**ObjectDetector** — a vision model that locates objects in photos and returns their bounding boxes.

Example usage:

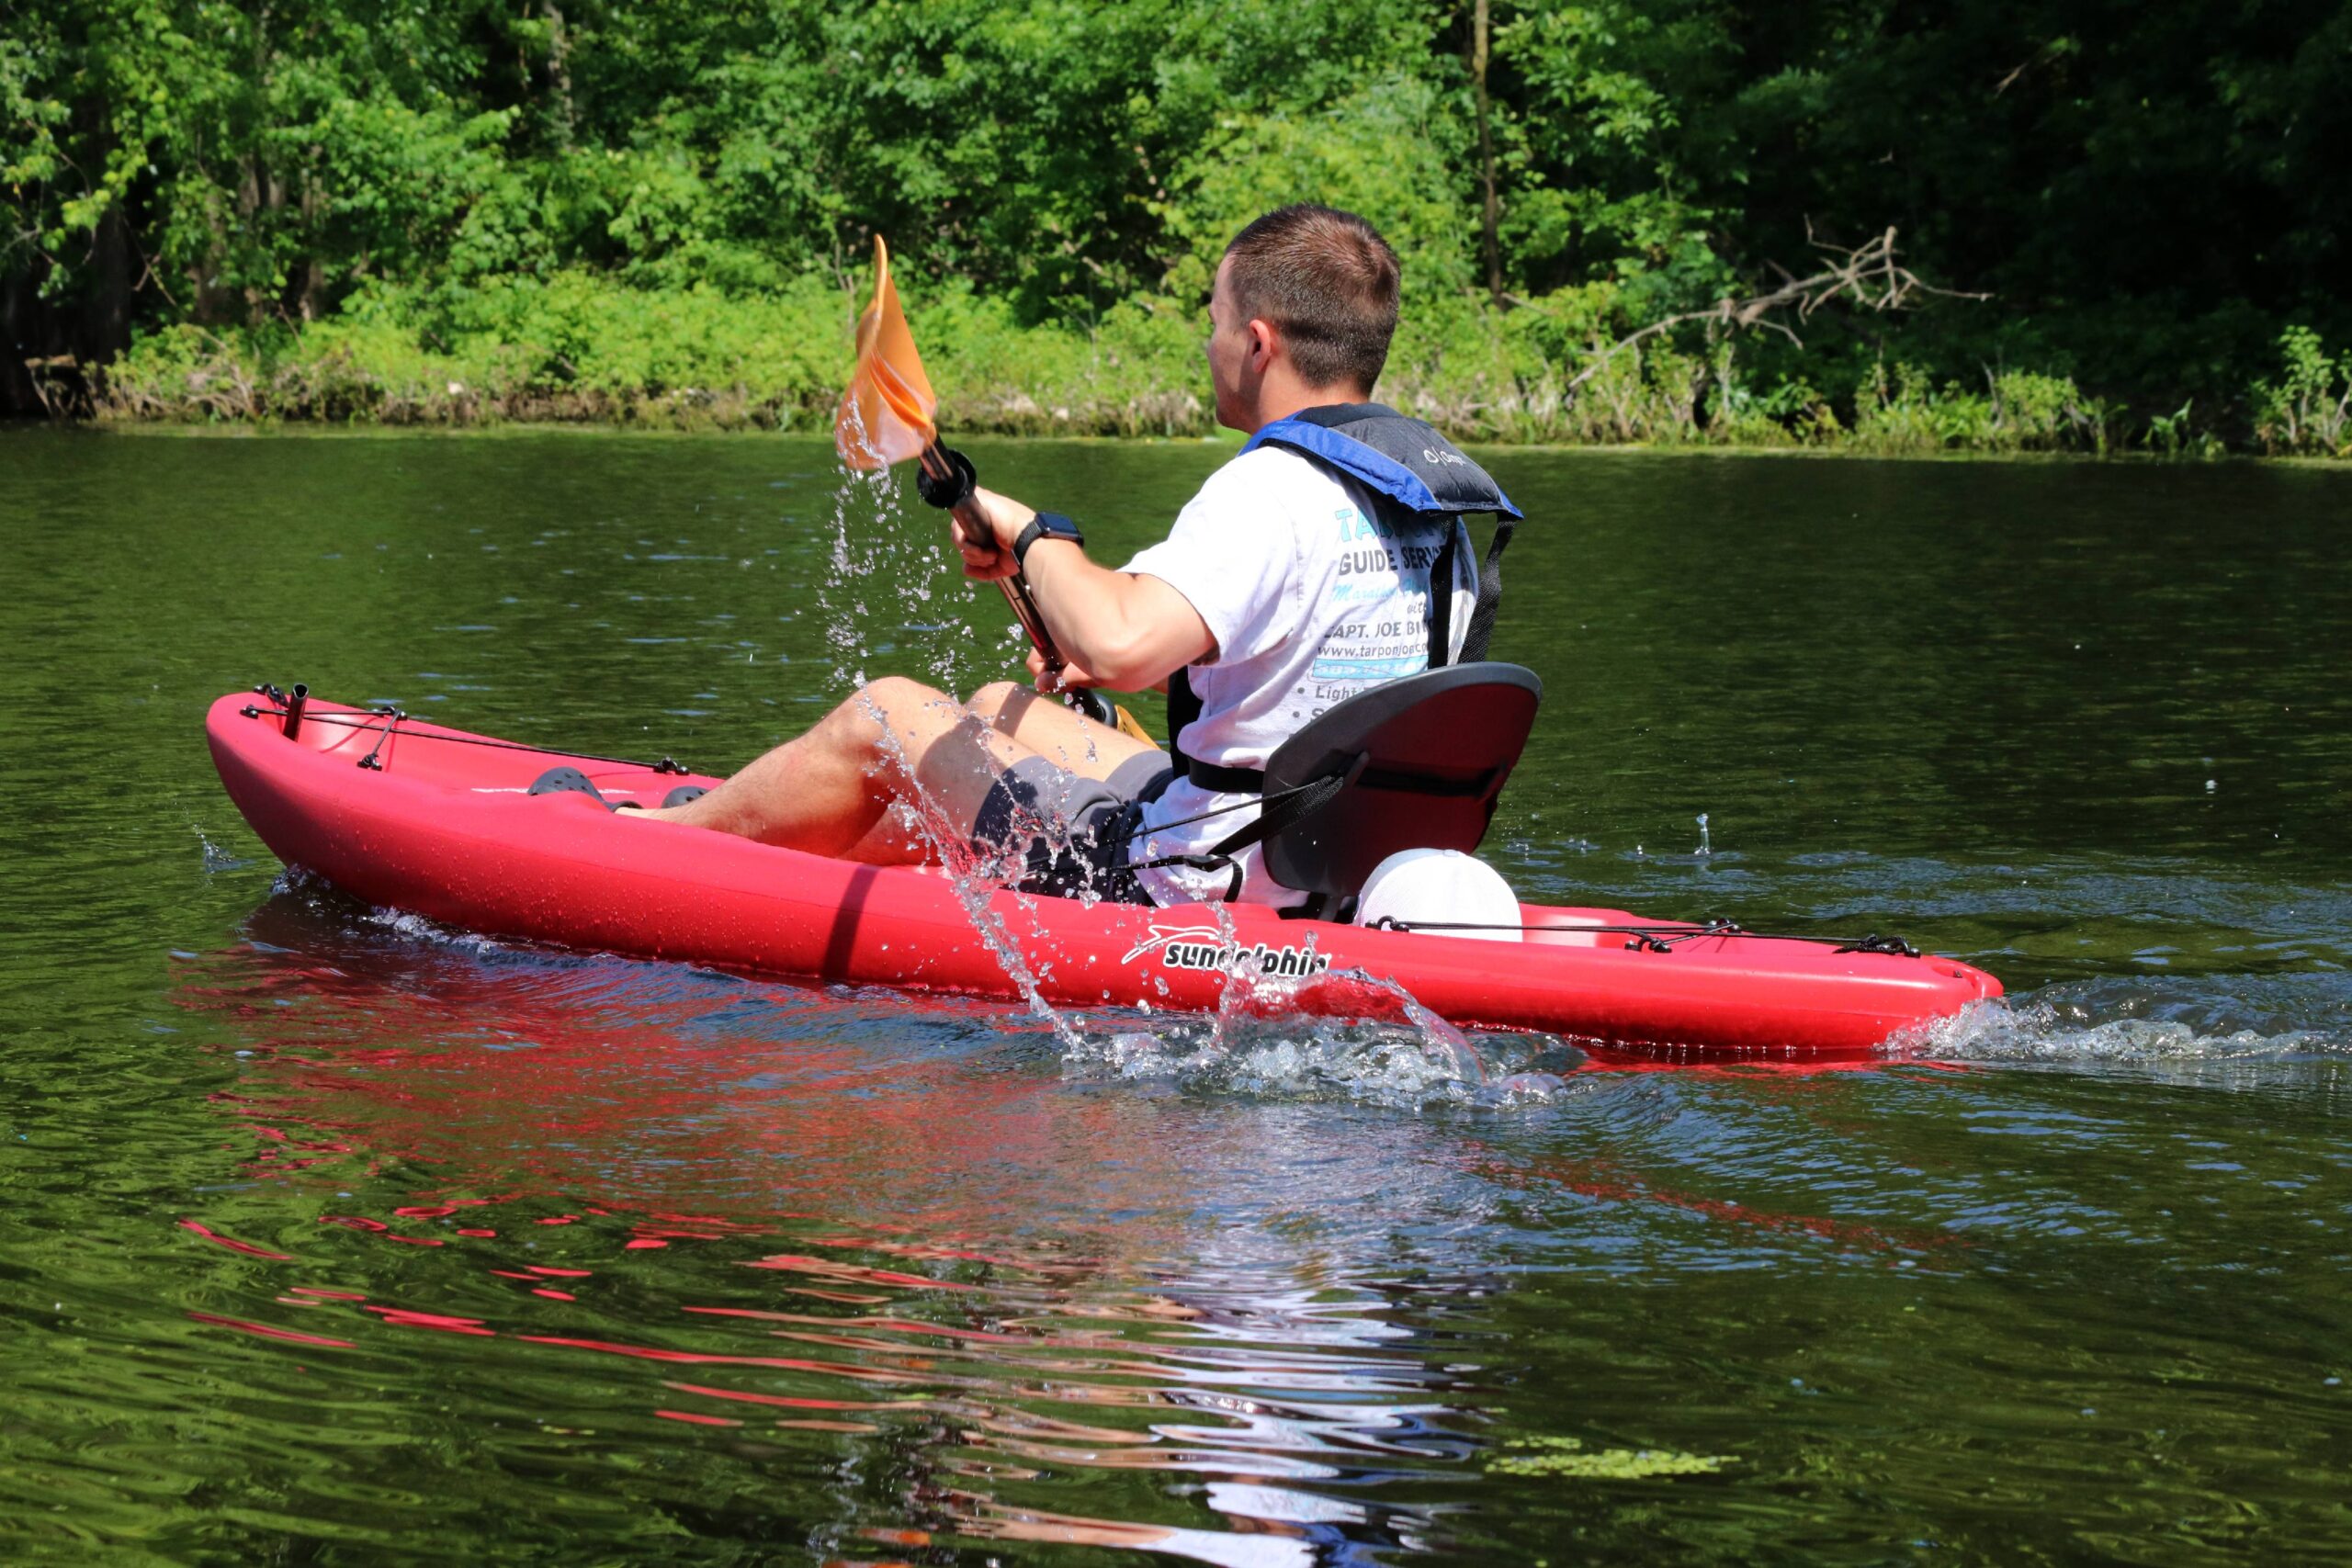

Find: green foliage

[96,269,1215,434]
[2252,328,2352,457]
[1850,361,2119,456]
[8,0,2348,455]
[1161,76,1476,307]
[1491,0,1737,315]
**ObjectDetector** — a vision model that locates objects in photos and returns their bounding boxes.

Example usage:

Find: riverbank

[45,275,2347,460]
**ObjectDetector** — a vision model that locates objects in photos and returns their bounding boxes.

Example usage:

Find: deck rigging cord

[241,690,689,774]
[1365,916,1920,956]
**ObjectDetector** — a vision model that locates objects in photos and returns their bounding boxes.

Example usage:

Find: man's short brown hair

[1223,205,1401,392]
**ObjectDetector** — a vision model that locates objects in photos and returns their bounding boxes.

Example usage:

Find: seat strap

[1199,761,1358,863]
[1424,513,1515,668]
[1166,665,1204,779]
[1125,774,1352,905]
[1117,758,1363,904]
[1165,670,1266,795]
[1460,516,1516,664]
[1427,523,1459,670]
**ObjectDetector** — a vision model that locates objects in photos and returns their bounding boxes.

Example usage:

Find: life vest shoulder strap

[1242,402,1521,520]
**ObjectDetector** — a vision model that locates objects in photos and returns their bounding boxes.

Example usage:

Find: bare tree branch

[1558,225,1988,397]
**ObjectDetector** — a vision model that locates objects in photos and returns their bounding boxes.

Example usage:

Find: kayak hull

[205,693,2001,1058]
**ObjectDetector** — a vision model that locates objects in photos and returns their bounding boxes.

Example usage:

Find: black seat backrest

[1259,661,1542,906]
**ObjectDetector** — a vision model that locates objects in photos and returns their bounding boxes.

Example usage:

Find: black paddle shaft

[915,445,1114,727]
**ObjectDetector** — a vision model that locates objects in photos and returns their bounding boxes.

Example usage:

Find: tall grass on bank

[86,276,2349,459]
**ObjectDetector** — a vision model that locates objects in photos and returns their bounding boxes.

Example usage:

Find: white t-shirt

[1121,444,1476,907]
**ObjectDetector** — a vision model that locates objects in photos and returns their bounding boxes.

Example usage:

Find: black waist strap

[1176,757,1264,795]
[1175,756,1492,798]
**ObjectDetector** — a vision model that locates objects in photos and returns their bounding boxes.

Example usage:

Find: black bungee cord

[1366,916,1920,957]
[240,695,689,774]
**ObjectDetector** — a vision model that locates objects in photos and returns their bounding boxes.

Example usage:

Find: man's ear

[1246,317,1279,372]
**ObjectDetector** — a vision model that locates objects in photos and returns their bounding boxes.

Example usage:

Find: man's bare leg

[840,798,933,867]
[639,676,1037,861]
[964,682,1162,783]
[829,687,1161,865]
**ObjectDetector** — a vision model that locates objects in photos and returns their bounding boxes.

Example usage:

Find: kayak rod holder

[280,683,309,740]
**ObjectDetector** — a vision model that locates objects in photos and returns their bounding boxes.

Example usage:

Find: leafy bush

[2252,328,2352,457]
[1849,360,2118,455]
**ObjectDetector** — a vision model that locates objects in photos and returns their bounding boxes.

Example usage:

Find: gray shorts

[971,751,1174,905]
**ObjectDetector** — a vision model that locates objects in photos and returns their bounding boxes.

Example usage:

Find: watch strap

[1012,512,1084,569]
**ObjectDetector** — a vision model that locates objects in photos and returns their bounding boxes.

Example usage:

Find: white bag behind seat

[1354,849,1522,942]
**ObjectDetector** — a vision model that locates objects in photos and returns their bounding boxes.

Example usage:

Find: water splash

[798,434,1104,1048]
[1898,986,2352,1066]
[1069,959,1578,1110]
[195,824,255,873]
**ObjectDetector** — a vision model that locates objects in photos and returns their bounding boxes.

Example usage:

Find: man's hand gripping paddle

[834,238,1148,743]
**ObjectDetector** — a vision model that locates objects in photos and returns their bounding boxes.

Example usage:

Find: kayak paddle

[834,237,1148,741]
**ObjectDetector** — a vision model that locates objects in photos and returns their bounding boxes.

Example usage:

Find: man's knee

[967,681,1028,727]
[840,676,946,727]
[862,674,944,709]
[829,676,986,763]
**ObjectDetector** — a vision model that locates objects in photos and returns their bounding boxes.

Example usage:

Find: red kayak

[205,690,2001,1057]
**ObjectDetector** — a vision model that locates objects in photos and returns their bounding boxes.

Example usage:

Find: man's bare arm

[958,487,1214,692]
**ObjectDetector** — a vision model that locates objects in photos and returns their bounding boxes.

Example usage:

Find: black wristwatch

[1012,511,1084,568]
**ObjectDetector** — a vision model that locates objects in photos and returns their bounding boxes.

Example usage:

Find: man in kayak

[632,204,1500,908]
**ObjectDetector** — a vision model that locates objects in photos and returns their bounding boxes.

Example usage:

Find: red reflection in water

[187,1311,356,1350]
[179,1218,292,1260]
[1451,1140,1968,1261]
[363,1305,495,1337]
[741,1255,979,1292]
[662,1382,916,1413]
[175,923,1144,1239]
[514,1336,927,1381]
[165,902,1944,1566]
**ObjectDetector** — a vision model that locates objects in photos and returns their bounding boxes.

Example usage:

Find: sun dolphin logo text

[1119,924,1334,976]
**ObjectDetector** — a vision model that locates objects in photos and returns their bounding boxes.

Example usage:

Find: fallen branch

[1561,224,1988,396]
[22,353,85,419]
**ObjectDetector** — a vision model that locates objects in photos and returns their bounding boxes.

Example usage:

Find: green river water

[2,427,2348,1564]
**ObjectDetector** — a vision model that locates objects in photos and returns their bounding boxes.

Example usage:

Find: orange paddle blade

[834,236,938,468]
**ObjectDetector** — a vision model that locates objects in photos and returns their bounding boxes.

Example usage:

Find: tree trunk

[1471,0,1503,308]
[299,157,325,321]
[85,198,134,362]
[3,273,40,416]
[544,2,576,145]
[77,103,134,364]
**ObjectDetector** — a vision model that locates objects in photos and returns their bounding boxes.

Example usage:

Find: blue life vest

[1169,404,1521,784]
[1243,402,1520,670]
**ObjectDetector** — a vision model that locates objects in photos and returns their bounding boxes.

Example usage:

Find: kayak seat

[1174,661,1542,921]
